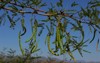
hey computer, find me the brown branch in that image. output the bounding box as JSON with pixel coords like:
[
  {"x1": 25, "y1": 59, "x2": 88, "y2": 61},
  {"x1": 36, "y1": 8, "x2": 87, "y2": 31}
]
[
  {"x1": 9, "y1": 1, "x2": 45, "y2": 13},
  {"x1": 2, "y1": 6, "x2": 71, "y2": 17},
  {"x1": 1, "y1": 1, "x2": 74, "y2": 17},
  {"x1": 1, "y1": 1, "x2": 100, "y2": 31}
]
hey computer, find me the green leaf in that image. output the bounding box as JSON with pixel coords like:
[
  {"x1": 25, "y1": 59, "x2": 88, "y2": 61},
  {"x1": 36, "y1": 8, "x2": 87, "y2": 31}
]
[
  {"x1": 57, "y1": 2, "x2": 61, "y2": 7},
  {"x1": 78, "y1": 49, "x2": 83, "y2": 57},
  {"x1": 46, "y1": 25, "x2": 51, "y2": 36},
  {"x1": 83, "y1": 49, "x2": 91, "y2": 53},
  {"x1": 69, "y1": 22, "x2": 78, "y2": 31},
  {"x1": 14, "y1": 0, "x2": 18, "y2": 2},
  {"x1": 95, "y1": 25, "x2": 100, "y2": 30},
  {"x1": 56, "y1": 0, "x2": 63, "y2": 7},
  {"x1": 7, "y1": 15, "x2": 16, "y2": 28},
  {"x1": 46, "y1": 35, "x2": 59, "y2": 56},
  {"x1": 63, "y1": 19, "x2": 68, "y2": 31},
  {"x1": 32, "y1": 49, "x2": 40, "y2": 53},
  {"x1": 67, "y1": 49, "x2": 76, "y2": 62},
  {"x1": 89, "y1": 29, "x2": 96, "y2": 43},
  {"x1": 38, "y1": 27, "x2": 44, "y2": 36},
  {"x1": 81, "y1": 7, "x2": 88, "y2": 16},
  {"x1": 20, "y1": 2, "x2": 25, "y2": 8},
  {"x1": 30, "y1": 17, "x2": 34, "y2": 32},
  {"x1": 0, "y1": 20, "x2": 2, "y2": 26},
  {"x1": 78, "y1": 12, "x2": 83, "y2": 18},
  {"x1": 91, "y1": 3, "x2": 100, "y2": 8},
  {"x1": 71, "y1": 18, "x2": 84, "y2": 43},
  {"x1": 56, "y1": 25, "x2": 64, "y2": 54},
  {"x1": 0, "y1": 2, "x2": 6, "y2": 8},
  {"x1": 9, "y1": 5, "x2": 18, "y2": 11},
  {"x1": 0, "y1": 13, "x2": 6, "y2": 26},
  {"x1": 25, "y1": 29, "x2": 35, "y2": 42},
  {"x1": 37, "y1": 23, "x2": 44, "y2": 27},
  {"x1": 71, "y1": 1, "x2": 78, "y2": 7},
  {"x1": 32, "y1": 0, "x2": 41, "y2": 6},
  {"x1": 50, "y1": 22, "x2": 54, "y2": 35},
  {"x1": 18, "y1": 32, "x2": 25, "y2": 55},
  {"x1": 88, "y1": 0, "x2": 99, "y2": 5},
  {"x1": 26, "y1": 19, "x2": 37, "y2": 42},
  {"x1": 77, "y1": 21, "x2": 84, "y2": 42},
  {"x1": 31, "y1": 43, "x2": 39, "y2": 53},
  {"x1": 82, "y1": 45, "x2": 88, "y2": 47},
  {"x1": 41, "y1": 19, "x2": 49, "y2": 22},
  {"x1": 20, "y1": 18, "x2": 27, "y2": 36},
  {"x1": 40, "y1": 3, "x2": 47, "y2": 7}
]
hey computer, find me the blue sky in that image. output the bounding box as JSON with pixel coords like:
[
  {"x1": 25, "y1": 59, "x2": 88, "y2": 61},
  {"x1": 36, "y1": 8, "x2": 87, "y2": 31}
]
[{"x1": 0, "y1": 0, "x2": 100, "y2": 62}]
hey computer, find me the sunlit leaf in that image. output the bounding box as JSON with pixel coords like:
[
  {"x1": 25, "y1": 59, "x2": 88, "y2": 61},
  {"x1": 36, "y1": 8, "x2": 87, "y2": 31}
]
[
  {"x1": 56, "y1": 24, "x2": 64, "y2": 54},
  {"x1": 46, "y1": 35, "x2": 59, "y2": 56},
  {"x1": 67, "y1": 49, "x2": 76, "y2": 62},
  {"x1": 26, "y1": 19, "x2": 37, "y2": 42},
  {"x1": 31, "y1": 43, "x2": 38, "y2": 53},
  {"x1": 32, "y1": 49, "x2": 40, "y2": 53},
  {"x1": 1, "y1": 0, "x2": 100, "y2": 61},
  {"x1": 18, "y1": 32, "x2": 25, "y2": 55}
]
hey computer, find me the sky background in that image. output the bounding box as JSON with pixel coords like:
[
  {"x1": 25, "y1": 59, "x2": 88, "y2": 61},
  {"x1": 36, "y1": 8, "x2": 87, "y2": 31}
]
[{"x1": 0, "y1": 0, "x2": 100, "y2": 62}]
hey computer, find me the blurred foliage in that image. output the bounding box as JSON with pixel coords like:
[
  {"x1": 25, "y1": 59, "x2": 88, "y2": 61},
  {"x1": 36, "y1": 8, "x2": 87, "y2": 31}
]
[
  {"x1": 0, "y1": 0, "x2": 100, "y2": 62},
  {"x1": 0, "y1": 48, "x2": 69, "y2": 63}
]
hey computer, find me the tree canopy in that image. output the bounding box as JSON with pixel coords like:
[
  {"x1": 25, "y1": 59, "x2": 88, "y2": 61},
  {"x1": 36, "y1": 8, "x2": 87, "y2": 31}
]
[{"x1": 0, "y1": 0, "x2": 100, "y2": 62}]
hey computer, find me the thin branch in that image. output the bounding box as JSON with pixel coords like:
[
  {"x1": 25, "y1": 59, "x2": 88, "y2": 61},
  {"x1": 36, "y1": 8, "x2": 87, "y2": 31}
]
[{"x1": 9, "y1": 1, "x2": 45, "y2": 13}]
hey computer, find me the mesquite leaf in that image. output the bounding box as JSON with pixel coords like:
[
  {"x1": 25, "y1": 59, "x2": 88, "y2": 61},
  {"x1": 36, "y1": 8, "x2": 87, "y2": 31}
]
[
  {"x1": 7, "y1": 15, "x2": 16, "y2": 28},
  {"x1": 18, "y1": 32, "x2": 25, "y2": 55},
  {"x1": 46, "y1": 35, "x2": 59, "y2": 56},
  {"x1": 67, "y1": 45, "x2": 76, "y2": 62},
  {"x1": 89, "y1": 29, "x2": 96, "y2": 43},
  {"x1": 26, "y1": 19, "x2": 37, "y2": 42},
  {"x1": 38, "y1": 27, "x2": 44, "y2": 36},
  {"x1": 20, "y1": 18, "x2": 26, "y2": 36}
]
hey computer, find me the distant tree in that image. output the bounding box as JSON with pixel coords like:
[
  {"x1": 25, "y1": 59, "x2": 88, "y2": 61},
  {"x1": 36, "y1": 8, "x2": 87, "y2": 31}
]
[{"x1": 0, "y1": 0, "x2": 100, "y2": 62}]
